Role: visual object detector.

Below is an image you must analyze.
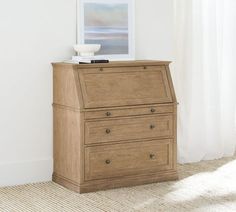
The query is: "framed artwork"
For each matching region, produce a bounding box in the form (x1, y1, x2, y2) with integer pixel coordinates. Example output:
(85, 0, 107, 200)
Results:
(78, 0, 135, 60)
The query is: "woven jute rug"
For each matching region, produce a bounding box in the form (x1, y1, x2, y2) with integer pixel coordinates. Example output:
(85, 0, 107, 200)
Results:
(1, 156, 236, 212)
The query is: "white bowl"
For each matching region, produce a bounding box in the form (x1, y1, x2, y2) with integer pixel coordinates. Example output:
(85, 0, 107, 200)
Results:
(74, 44, 101, 56)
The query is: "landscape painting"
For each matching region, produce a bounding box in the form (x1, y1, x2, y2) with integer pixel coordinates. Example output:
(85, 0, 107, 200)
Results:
(80, 0, 134, 58)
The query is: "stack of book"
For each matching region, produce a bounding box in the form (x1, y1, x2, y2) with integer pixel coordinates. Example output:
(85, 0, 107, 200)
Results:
(67, 56, 109, 64)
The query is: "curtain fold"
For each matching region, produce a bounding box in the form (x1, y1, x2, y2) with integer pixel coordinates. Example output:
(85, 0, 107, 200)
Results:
(173, 0, 236, 163)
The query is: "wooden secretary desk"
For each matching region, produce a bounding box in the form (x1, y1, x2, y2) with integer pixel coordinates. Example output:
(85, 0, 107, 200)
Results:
(52, 60, 178, 193)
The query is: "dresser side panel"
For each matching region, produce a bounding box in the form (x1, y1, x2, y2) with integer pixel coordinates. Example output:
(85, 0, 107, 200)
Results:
(165, 65, 177, 103)
(173, 104, 177, 170)
(53, 107, 82, 184)
(53, 65, 82, 108)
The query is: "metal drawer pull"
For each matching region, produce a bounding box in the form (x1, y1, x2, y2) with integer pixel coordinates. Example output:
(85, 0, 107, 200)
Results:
(106, 112, 111, 116)
(150, 108, 156, 113)
(149, 154, 155, 159)
(106, 129, 111, 134)
(150, 124, 155, 129)
(105, 159, 111, 164)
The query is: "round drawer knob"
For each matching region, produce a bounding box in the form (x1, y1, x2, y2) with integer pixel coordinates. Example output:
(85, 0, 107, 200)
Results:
(150, 154, 155, 159)
(105, 159, 111, 164)
(143, 66, 147, 69)
(100, 68, 103, 71)
(106, 112, 111, 117)
(106, 129, 111, 134)
(150, 124, 155, 129)
(150, 108, 156, 113)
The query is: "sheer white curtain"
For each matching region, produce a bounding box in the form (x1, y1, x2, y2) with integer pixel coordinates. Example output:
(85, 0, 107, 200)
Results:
(173, 0, 236, 163)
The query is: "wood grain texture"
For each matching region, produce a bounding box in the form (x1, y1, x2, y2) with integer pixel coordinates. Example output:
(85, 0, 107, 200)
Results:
(53, 169, 178, 193)
(52, 60, 178, 193)
(85, 114, 174, 145)
(165, 65, 177, 103)
(79, 66, 173, 108)
(53, 66, 81, 108)
(85, 139, 174, 181)
(52, 60, 171, 69)
(53, 106, 82, 183)
(84, 104, 174, 119)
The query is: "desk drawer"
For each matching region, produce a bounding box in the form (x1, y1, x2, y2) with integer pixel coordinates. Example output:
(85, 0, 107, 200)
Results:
(85, 114, 174, 145)
(84, 105, 174, 120)
(85, 139, 174, 181)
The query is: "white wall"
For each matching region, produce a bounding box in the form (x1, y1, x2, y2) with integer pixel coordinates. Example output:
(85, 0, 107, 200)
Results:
(0, 0, 76, 186)
(0, 0, 174, 186)
(135, 0, 174, 60)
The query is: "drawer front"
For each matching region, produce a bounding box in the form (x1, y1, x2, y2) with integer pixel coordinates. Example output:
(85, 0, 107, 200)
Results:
(85, 139, 174, 181)
(85, 114, 174, 145)
(78, 66, 173, 109)
(84, 105, 174, 120)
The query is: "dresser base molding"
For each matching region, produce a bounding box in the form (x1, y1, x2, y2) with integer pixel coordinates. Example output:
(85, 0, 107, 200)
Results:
(52, 174, 81, 192)
(53, 170, 178, 193)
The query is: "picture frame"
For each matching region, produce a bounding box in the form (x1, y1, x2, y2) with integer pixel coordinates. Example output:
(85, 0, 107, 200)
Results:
(77, 0, 135, 60)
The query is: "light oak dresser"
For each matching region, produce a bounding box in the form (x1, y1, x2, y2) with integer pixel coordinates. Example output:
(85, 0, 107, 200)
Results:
(52, 60, 178, 193)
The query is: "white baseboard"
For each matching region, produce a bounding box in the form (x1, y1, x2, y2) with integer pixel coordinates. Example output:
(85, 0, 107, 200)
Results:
(0, 159, 53, 187)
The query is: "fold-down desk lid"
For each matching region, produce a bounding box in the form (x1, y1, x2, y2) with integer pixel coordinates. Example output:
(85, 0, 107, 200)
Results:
(78, 65, 175, 109)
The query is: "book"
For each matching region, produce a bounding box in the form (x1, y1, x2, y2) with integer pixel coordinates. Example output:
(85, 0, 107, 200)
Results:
(71, 56, 109, 64)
